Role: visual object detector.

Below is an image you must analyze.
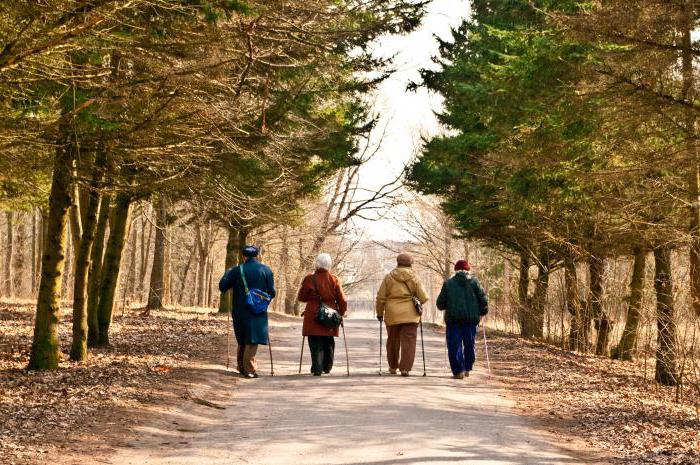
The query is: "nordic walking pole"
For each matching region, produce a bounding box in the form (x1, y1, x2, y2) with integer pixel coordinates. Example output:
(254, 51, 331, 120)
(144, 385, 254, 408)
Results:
(419, 316, 426, 377)
(378, 318, 383, 376)
(341, 319, 350, 377)
(482, 323, 491, 375)
(298, 335, 305, 374)
(226, 310, 231, 370)
(268, 338, 274, 376)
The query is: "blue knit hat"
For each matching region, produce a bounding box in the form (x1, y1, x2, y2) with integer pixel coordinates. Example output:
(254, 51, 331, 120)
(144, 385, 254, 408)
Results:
(242, 245, 259, 257)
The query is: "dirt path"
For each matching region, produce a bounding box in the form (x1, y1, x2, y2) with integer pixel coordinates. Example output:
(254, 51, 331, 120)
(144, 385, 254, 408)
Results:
(108, 318, 604, 465)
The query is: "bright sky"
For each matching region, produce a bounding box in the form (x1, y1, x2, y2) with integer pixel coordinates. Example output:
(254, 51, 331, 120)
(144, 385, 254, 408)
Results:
(354, 0, 471, 240)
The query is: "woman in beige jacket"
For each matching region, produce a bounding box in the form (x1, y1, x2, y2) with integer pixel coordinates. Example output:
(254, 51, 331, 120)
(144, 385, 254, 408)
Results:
(375, 253, 429, 376)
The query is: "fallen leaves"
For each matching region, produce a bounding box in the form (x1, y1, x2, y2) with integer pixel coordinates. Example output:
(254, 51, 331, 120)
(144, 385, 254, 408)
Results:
(490, 332, 700, 465)
(0, 303, 229, 465)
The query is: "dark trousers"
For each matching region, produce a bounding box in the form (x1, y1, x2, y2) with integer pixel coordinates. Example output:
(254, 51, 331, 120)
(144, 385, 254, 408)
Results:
(308, 335, 335, 374)
(446, 323, 478, 375)
(386, 323, 418, 372)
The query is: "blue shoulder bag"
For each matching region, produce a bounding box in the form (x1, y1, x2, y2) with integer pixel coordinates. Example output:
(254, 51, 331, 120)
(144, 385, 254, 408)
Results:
(239, 264, 272, 315)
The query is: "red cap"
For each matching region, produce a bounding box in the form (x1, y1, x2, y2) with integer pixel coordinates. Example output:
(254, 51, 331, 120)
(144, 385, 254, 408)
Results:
(454, 260, 471, 271)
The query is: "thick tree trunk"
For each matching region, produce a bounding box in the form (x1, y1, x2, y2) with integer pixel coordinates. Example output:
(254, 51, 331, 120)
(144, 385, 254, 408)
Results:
(145, 200, 167, 311)
(69, 149, 107, 361)
(28, 128, 74, 370)
(87, 195, 110, 347)
(218, 225, 241, 313)
(614, 248, 646, 360)
(653, 246, 678, 386)
(96, 193, 132, 347)
(590, 255, 609, 356)
(4, 211, 13, 297)
(523, 250, 548, 338)
(517, 250, 530, 334)
(565, 255, 585, 352)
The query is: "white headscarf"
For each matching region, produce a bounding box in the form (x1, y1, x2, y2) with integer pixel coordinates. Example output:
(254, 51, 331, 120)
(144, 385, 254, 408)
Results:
(315, 253, 332, 271)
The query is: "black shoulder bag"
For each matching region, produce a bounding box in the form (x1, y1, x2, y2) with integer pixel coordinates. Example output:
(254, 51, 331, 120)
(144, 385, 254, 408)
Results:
(313, 274, 342, 329)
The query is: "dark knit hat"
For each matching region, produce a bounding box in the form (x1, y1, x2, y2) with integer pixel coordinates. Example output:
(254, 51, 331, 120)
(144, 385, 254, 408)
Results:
(454, 260, 471, 271)
(396, 253, 413, 267)
(242, 245, 259, 258)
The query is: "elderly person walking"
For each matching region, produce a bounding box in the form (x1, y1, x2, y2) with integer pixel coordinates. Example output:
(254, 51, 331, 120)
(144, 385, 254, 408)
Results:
(436, 260, 489, 379)
(298, 253, 348, 376)
(375, 253, 429, 376)
(219, 245, 276, 378)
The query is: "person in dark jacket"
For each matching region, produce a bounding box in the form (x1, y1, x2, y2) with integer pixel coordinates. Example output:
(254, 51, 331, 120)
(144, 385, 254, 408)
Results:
(436, 260, 488, 379)
(298, 253, 348, 376)
(219, 245, 276, 378)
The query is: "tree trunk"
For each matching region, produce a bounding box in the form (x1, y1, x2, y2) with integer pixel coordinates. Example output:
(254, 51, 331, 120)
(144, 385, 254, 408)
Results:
(87, 195, 110, 347)
(69, 148, 107, 361)
(218, 225, 241, 313)
(565, 255, 585, 351)
(96, 193, 132, 347)
(653, 246, 678, 386)
(14, 213, 26, 297)
(195, 224, 208, 307)
(31, 210, 37, 294)
(138, 210, 152, 300)
(127, 223, 138, 302)
(517, 250, 530, 335)
(524, 249, 548, 338)
(4, 211, 13, 297)
(164, 228, 171, 306)
(614, 248, 646, 360)
(590, 255, 609, 356)
(680, 1, 700, 318)
(177, 240, 197, 306)
(27, 126, 74, 370)
(206, 256, 214, 307)
(145, 200, 167, 312)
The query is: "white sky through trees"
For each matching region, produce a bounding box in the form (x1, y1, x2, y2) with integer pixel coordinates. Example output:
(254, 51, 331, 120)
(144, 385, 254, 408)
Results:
(356, 0, 470, 240)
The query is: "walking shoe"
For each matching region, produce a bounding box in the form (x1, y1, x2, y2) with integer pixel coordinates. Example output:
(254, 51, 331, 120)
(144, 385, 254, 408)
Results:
(312, 372, 322, 376)
(464, 371, 470, 378)
(389, 369, 397, 375)
(245, 372, 259, 379)
(400, 371, 410, 377)
(453, 372, 465, 379)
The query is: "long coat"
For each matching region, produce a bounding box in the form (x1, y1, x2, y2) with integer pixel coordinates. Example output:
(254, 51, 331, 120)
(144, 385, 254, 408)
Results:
(298, 269, 348, 337)
(219, 258, 276, 345)
(375, 267, 429, 326)
(436, 271, 489, 325)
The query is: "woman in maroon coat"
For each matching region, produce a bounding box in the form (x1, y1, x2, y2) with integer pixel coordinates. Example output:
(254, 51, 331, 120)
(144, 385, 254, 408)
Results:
(298, 253, 348, 375)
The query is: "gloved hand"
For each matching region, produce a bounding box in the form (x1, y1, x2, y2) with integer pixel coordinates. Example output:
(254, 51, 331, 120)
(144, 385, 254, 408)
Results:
(377, 315, 383, 322)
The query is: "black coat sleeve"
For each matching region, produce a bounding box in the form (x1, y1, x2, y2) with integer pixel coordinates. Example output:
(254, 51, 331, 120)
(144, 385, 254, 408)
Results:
(436, 282, 448, 311)
(219, 267, 236, 293)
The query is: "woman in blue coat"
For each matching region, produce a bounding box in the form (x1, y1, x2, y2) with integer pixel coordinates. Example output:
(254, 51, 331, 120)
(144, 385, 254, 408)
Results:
(219, 245, 276, 378)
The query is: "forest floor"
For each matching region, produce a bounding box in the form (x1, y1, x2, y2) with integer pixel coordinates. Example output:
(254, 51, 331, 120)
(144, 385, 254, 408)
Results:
(0, 302, 698, 464)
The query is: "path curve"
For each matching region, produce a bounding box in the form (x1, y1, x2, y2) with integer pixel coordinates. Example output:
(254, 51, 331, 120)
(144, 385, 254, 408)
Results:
(109, 317, 599, 465)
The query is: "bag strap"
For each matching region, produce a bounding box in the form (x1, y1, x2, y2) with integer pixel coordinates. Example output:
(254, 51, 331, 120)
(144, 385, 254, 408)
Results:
(311, 273, 339, 308)
(239, 263, 249, 295)
(400, 279, 416, 298)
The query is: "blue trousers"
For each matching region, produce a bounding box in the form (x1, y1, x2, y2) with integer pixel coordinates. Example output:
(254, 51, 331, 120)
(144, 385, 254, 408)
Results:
(446, 323, 478, 375)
